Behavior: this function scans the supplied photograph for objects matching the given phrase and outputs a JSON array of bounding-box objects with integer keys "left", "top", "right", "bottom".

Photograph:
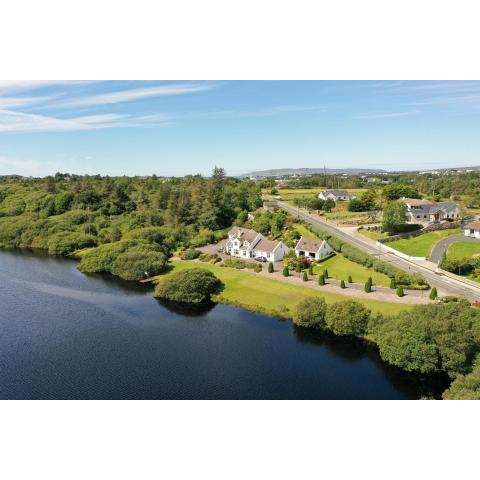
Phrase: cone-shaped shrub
[
  {"left": 323, "top": 269, "right": 329, "bottom": 279},
  {"left": 268, "top": 262, "right": 274, "bottom": 273},
  {"left": 348, "top": 275, "right": 352, "bottom": 283},
  {"left": 318, "top": 274, "right": 325, "bottom": 286},
  {"left": 303, "top": 271, "right": 308, "bottom": 282},
  {"left": 365, "top": 281, "right": 372, "bottom": 293},
  {"left": 283, "top": 266, "right": 289, "bottom": 277},
  {"left": 340, "top": 280, "right": 346, "bottom": 289},
  {"left": 429, "top": 287, "right": 437, "bottom": 300},
  {"left": 390, "top": 278, "right": 396, "bottom": 289},
  {"left": 396, "top": 285, "right": 404, "bottom": 297},
  {"left": 368, "top": 276, "right": 373, "bottom": 285}
]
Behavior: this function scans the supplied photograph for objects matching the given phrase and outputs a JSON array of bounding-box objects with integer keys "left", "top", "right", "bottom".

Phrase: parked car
[{"left": 255, "top": 256, "right": 267, "bottom": 263}]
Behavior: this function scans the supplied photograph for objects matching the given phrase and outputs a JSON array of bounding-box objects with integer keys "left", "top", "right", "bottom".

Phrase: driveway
[{"left": 429, "top": 234, "right": 480, "bottom": 264}]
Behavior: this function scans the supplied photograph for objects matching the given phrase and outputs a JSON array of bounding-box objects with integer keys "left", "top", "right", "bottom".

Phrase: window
[{"left": 233, "top": 249, "right": 239, "bottom": 255}]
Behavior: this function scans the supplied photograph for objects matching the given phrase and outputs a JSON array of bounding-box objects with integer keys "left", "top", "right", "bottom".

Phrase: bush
[
  {"left": 283, "top": 266, "right": 289, "bottom": 277},
  {"left": 111, "top": 246, "right": 168, "bottom": 280},
  {"left": 376, "top": 303, "right": 480, "bottom": 377},
  {"left": 155, "top": 268, "right": 222, "bottom": 304},
  {"left": 443, "top": 354, "right": 480, "bottom": 399},
  {"left": 340, "top": 280, "right": 346, "bottom": 289},
  {"left": 326, "top": 301, "right": 370, "bottom": 337},
  {"left": 48, "top": 232, "right": 97, "bottom": 256},
  {"left": 293, "top": 297, "right": 327, "bottom": 329},
  {"left": 323, "top": 269, "right": 328, "bottom": 279},
  {"left": 348, "top": 275, "right": 352, "bottom": 283},
  {"left": 302, "top": 271, "right": 308, "bottom": 281},
  {"left": 181, "top": 248, "right": 201, "bottom": 260},
  {"left": 308, "top": 265, "right": 313, "bottom": 276},
  {"left": 254, "top": 264, "right": 262, "bottom": 273},
  {"left": 268, "top": 262, "right": 274, "bottom": 273},
  {"left": 78, "top": 239, "right": 136, "bottom": 273},
  {"left": 396, "top": 285, "right": 404, "bottom": 297},
  {"left": 390, "top": 278, "right": 396, "bottom": 289},
  {"left": 318, "top": 274, "right": 325, "bottom": 285},
  {"left": 365, "top": 282, "right": 371, "bottom": 293},
  {"left": 429, "top": 287, "right": 438, "bottom": 300}
]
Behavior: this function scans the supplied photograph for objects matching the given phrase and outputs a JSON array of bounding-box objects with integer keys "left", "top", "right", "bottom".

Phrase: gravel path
[{"left": 430, "top": 234, "right": 480, "bottom": 264}]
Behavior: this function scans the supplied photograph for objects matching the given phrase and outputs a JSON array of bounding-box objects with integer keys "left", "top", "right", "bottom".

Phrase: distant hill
[{"left": 238, "top": 167, "right": 387, "bottom": 178}]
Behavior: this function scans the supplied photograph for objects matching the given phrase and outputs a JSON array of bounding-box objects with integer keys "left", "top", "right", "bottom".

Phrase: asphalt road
[
  {"left": 276, "top": 200, "right": 480, "bottom": 302},
  {"left": 430, "top": 234, "right": 480, "bottom": 264}
]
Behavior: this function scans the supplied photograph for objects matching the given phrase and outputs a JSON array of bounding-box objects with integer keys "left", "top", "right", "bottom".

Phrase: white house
[
  {"left": 224, "top": 227, "right": 289, "bottom": 262},
  {"left": 318, "top": 190, "right": 356, "bottom": 201},
  {"left": 399, "top": 197, "right": 462, "bottom": 224},
  {"left": 464, "top": 220, "right": 480, "bottom": 239},
  {"left": 294, "top": 237, "right": 332, "bottom": 261}
]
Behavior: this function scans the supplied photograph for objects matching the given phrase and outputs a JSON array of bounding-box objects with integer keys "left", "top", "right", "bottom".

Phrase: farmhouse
[
  {"left": 399, "top": 197, "right": 462, "bottom": 224},
  {"left": 318, "top": 190, "right": 356, "bottom": 201},
  {"left": 224, "top": 227, "right": 289, "bottom": 262},
  {"left": 464, "top": 220, "right": 480, "bottom": 239},
  {"left": 294, "top": 237, "right": 332, "bottom": 261}
]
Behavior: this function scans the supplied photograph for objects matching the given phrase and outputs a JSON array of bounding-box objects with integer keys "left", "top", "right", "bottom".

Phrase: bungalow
[
  {"left": 319, "top": 190, "right": 356, "bottom": 201},
  {"left": 399, "top": 197, "right": 462, "bottom": 224},
  {"left": 294, "top": 236, "right": 332, "bottom": 261},
  {"left": 224, "top": 227, "right": 289, "bottom": 262},
  {"left": 464, "top": 220, "right": 480, "bottom": 239}
]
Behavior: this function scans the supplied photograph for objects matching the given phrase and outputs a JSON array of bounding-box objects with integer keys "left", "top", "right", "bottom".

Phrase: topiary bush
[
  {"left": 340, "top": 280, "right": 346, "bottom": 289},
  {"left": 303, "top": 271, "right": 308, "bottom": 281},
  {"left": 429, "top": 287, "right": 438, "bottom": 300},
  {"left": 283, "top": 266, "right": 289, "bottom": 277},
  {"left": 365, "top": 281, "right": 372, "bottom": 293},
  {"left": 268, "top": 262, "right": 274, "bottom": 273},
  {"left": 348, "top": 275, "right": 353, "bottom": 283},
  {"left": 318, "top": 274, "right": 325, "bottom": 285},
  {"left": 396, "top": 285, "right": 404, "bottom": 297}
]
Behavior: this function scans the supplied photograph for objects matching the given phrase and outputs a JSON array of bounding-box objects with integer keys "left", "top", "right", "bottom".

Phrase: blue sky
[{"left": 1, "top": 80, "right": 479, "bottom": 177}]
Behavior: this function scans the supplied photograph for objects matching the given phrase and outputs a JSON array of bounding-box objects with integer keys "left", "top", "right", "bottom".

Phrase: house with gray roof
[
  {"left": 319, "top": 190, "right": 356, "bottom": 201},
  {"left": 399, "top": 197, "right": 462, "bottom": 224},
  {"left": 225, "top": 227, "right": 289, "bottom": 262}
]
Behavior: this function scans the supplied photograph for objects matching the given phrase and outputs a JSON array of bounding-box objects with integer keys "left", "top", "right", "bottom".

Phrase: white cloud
[
  {"left": 56, "top": 82, "right": 217, "bottom": 108},
  {"left": 353, "top": 110, "right": 421, "bottom": 120},
  {"left": 0, "top": 155, "right": 62, "bottom": 176},
  {"left": 0, "top": 109, "right": 171, "bottom": 133},
  {"left": 0, "top": 95, "right": 60, "bottom": 109},
  {"left": 0, "top": 80, "right": 97, "bottom": 94}
]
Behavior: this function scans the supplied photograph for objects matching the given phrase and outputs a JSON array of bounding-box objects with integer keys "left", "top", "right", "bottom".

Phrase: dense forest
[{"left": 0, "top": 168, "right": 262, "bottom": 279}]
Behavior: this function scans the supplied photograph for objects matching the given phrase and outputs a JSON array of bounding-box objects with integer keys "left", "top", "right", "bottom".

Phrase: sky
[{"left": 1, "top": 80, "right": 480, "bottom": 177}]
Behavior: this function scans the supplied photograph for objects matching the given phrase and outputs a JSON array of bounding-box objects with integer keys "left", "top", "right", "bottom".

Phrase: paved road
[
  {"left": 276, "top": 200, "right": 480, "bottom": 302},
  {"left": 430, "top": 234, "right": 480, "bottom": 264}
]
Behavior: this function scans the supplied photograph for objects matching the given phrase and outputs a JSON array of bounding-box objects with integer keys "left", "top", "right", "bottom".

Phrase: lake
[{"left": 0, "top": 249, "right": 448, "bottom": 399}]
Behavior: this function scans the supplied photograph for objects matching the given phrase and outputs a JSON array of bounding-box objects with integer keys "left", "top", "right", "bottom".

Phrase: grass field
[
  {"left": 312, "top": 253, "right": 391, "bottom": 287},
  {"left": 358, "top": 228, "right": 389, "bottom": 241},
  {"left": 387, "top": 229, "right": 462, "bottom": 258},
  {"left": 155, "top": 260, "right": 411, "bottom": 317},
  {"left": 447, "top": 241, "right": 480, "bottom": 260},
  {"left": 292, "top": 223, "right": 317, "bottom": 239}
]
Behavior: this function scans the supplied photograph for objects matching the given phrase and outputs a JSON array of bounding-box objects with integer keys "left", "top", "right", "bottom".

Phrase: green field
[
  {"left": 292, "top": 223, "right": 317, "bottom": 239},
  {"left": 154, "top": 260, "right": 410, "bottom": 318},
  {"left": 447, "top": 241, "right": 480, "bottom": 260},
  {"left": 312, "top": 253, "right": 391, "bottom": 287},
  {"left": 387, "top": 229, "right": 462, "bottom": 258},
  {"left": 358, "top": 228, "right": 389, "bottom": 241}
]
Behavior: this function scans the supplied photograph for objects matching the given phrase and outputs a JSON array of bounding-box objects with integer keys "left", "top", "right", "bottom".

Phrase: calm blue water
[{"left": 0, "top": 249, "right": 447, "bottom": 399}]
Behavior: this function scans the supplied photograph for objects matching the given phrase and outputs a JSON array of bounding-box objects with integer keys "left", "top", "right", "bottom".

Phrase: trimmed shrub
[
  {"left": 283, "top": 266, "right": 289, "bottom": 277},
  {"left": 429, "top": 287, "right": 438, "bottom": 300},
  {"left": 308, "top": 265, "right": 314, "bottom": 276},
  {"left": 268, "top": 262, "right": 274, "bottom": 273},
  {"left": 396, "top": 286, "right": 404, "bottom": 297},
  {"left": 318, "top": 274, "right": 325, "bottom": 286},
  {"left": 348, "top": 275, "right": 353, "bottom": 283},
  {"left": 302, "top": 271, "right": 308, "bottom": 281},
  {"left": 340, "top": 280, "right": 346, "bottom": 289},
  {"left": 390, "top": 278, "right": 396, "bottom": 289},
  {"left": 323, "top": 269, "right": 329, "bottom": 279},
  {"left": 365, "top": 281, "right": 372, "bottom": 293}
]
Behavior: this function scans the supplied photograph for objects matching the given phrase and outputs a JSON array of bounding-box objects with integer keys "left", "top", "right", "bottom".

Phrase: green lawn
[
  {"left": 154, "top": 260, "right": 410, "bottom": 318},
  {"left": 292, "top": 223, "right": 318, "bottom": 239},
  {"left": 358, "top": 228, "right": 389, "bottom": 241},
  {"left": 387, "top": 229, "right": 462, "bottom": 258},
  {"left": 312, "top": 253, "right": 391, "bottom": 287},
  {"left": 447, "top": 241, "right": 480, "bottom": 260}
]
